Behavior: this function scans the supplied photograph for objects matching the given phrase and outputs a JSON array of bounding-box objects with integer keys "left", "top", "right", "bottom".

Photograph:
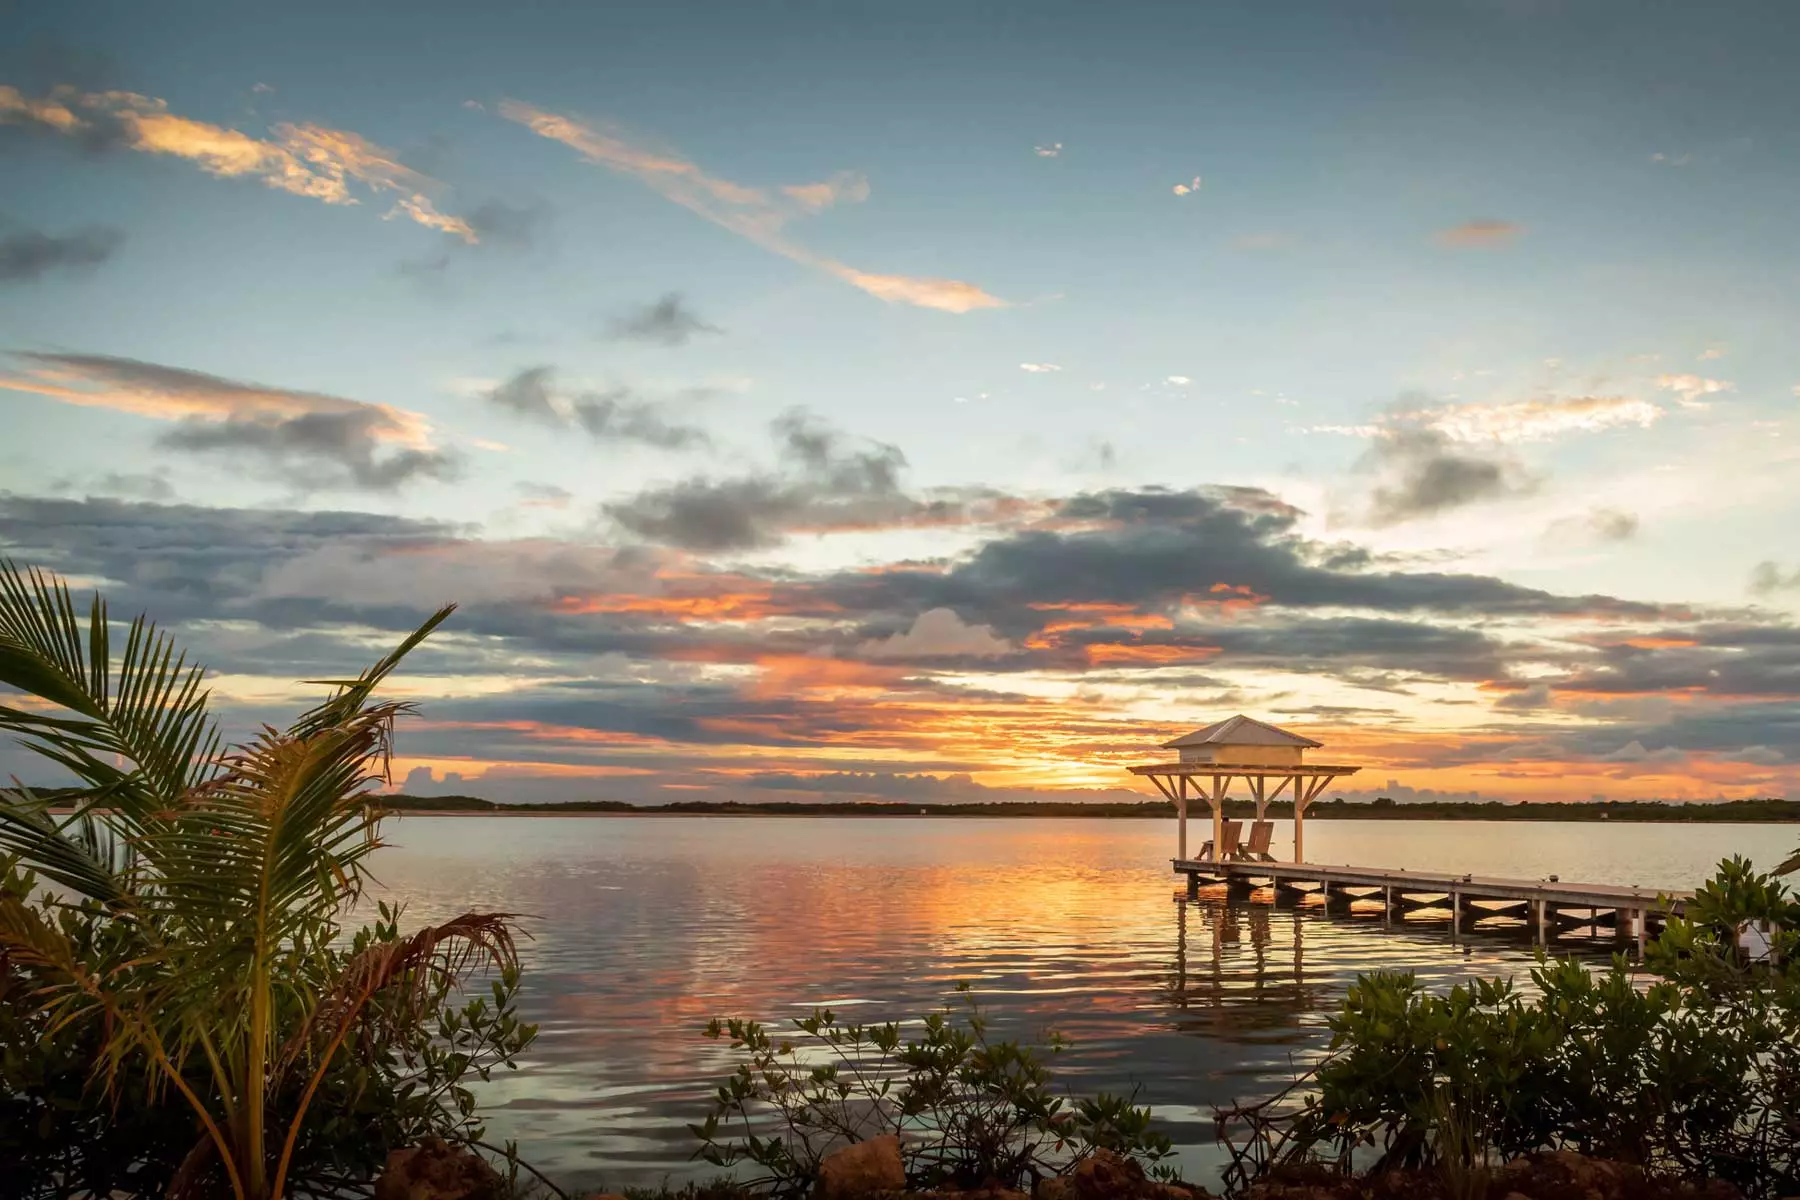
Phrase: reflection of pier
[
  {"left": 1178, "top": 861, "right": 1691, "bottom": 955},
  {"left": 1166, "top": 898, "right": 1336, "bottom": 1045}
]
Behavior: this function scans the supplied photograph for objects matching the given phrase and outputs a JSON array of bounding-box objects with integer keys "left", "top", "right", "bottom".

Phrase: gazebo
[{"left": 1128, "top": 715, "right": 1359, "bottom": 864}]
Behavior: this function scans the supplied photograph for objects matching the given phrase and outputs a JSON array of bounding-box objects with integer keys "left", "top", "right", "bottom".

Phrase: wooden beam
[
  {"left": 1210, "top": 774, "right": 1227, "bottom": 862},
  {"left": 1175, "top": 774, "right": 1188, "bottom": 860}
]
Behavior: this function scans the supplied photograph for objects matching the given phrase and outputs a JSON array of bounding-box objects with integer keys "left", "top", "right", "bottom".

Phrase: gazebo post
[
  {"left": 1210, "top": 775, "right": 1227, "bottom": 862},
  {"left": 1294, "top": 793, "right": 1305, "bottom": 864},
  {"left": 1176, "top": 775, "right": 1188, "bottom": 860}
]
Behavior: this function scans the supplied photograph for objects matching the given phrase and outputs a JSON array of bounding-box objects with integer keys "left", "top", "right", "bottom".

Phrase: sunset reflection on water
[{"left": 364, "top": 816, "right": 1781, "bottom": 1191}]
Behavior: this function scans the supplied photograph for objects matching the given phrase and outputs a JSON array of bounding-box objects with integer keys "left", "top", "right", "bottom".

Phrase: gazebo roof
[{"left": 1160, "top": 714, "right": 1321, "bottom": 751}]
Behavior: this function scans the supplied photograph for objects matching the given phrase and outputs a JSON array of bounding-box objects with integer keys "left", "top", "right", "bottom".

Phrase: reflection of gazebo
[{"left": 1128, "top": 715, "right": 1359, "bottom": 864}]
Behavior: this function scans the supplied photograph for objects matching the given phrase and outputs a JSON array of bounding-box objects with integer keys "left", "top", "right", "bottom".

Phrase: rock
[
  {"left": 373, "top": 1138, "right": 502, "bottom": 1200},
  {"left": 1492, "top": 1151, "right": 1741, "bottom": 1200},
  {"left": 817, "top": 1134, "right": 907, "bottom": 1199},
  {"left": 1034, "top": 1151, "right": 1217, "bottom": 1200}
]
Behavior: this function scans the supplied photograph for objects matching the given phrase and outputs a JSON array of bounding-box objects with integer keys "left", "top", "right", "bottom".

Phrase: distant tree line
[{"left": 361, "top": 793, "right": 1800, "bottom": 822}]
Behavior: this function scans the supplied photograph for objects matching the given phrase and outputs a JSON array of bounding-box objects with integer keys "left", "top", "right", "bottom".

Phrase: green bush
[
  {"left": 690, "top": 985, "right": 1174, "bottom": 1197},
  {"left": 1259, "top": 857, "right": 1800, "bottom": 1199}
]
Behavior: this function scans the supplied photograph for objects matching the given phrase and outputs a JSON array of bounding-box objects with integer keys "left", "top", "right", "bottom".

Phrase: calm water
[{"left": 364, "top": 817, "right": 1791, "bottom": 1192}]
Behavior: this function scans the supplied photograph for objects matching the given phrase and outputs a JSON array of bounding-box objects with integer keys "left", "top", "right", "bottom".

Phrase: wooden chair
[
  {"left": 1198, "top": 819, "right": 1243, "bottom": 862},
  {"left": 1236, "top": 820, "right": 1276, "bottom": 862}
]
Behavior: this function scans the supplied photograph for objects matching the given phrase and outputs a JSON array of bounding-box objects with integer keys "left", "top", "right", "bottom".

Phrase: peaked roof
[{"left": 1161, "top": 714, "right": 1322, "bottom": 751}]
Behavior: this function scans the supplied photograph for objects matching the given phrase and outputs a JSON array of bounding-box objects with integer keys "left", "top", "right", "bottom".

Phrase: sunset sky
[{"left": 4, "top": 0, "right": 1800, "bottom": 805}]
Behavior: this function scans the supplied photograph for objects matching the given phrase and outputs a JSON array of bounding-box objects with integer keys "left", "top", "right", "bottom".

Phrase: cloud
[
  {"left": 1172, "top": 176, "right": 1202, "bottom": 196},
  {"left": 605, "top": 410, "right": 910, "bottom": 550},
  {"left": 1735, "top": 745, "right": 1785, "bottom": 766},
  {"left": 1698, "top": 347, "right": 1726, "bottom": 361},
  {"left": 1433, "top": 219, "right": 1523, "bottom": 248},
  {"left": 1750, "top": 562, "right": 1800, "bottom": 596},
  {"left": 1655, "top": 374, "right": 1734, "bottom": 409},
  {"left": 607, "top": 293, "right": 722, "bottom": 346},
  {"left": 465, "top": 199, "right": 546, "bottom": 249},
  {"left": 1545, "top": 507, "right": 1639, "bottom": 547},
  {"left": 160, "top": 410, "right": 459, "bottom": 491},
  {"left": 0, "top": 84, "right": 475, "bottom": 240},
  {"left": 496, "top": 100, "right": 1005, "bottom": 313},
  {"left": 779, "top": 171, "right": 870, "bottom": 212},
  {"left": 516, "top": 481, "right": 572, "bottom": 509},
  {"left": 1, "top": 351, "right": 455, "bottom": 490},
  {"left": 1033, "top": 142, "right": 1062, "bottom": 158},
  {"left": 1391, "top": 394, "right": 1663, "bottom": 444},
  {"left": 0, "top": 225, "right": 122, "bottom": 283},
  {"left": 1360, "top": 426, "right": 1532, "bottom": 525},
  {"left": 484, "top": 365, "right": 709, "bottom": 450},
  {"left": 1019, "top": 362, "right": 1061, "bottom": 373},
  {"left": 13, "top": 484, "right": 1788, "bottom": 805},
  {"left": 48, "top": 470, "right": 176, "bottom": 501},
  {"left": 1166, "top": 375, "right": 1192, "bottom": 386},
  {"left": 862, "top": 608, "right": 1015, "bottom": 659},
  {"left": 1599, "top": 739, "right": 1685, "bottom": 765}
]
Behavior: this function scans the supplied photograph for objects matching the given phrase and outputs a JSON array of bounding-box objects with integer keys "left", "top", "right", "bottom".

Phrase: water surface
[{"left": 365, "top": 816, "right": 1788, "bottom": 1191}]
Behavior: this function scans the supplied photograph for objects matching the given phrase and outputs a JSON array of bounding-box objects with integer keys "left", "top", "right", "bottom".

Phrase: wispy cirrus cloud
[
  {"left": 496, "top": 100, "right": 1006, "bottom": 313},
  {"left": 1433, "top": 218, "right": 1523, "bottom": 247},
  {"left": 1, "top": 351, "right": 455, "bottom": 490},
  {"left": 1314, "top": 394, "right": 1665, "bottom": 445},
  {"left": 1655, "top": 373, "right": 1734, "bottom": 408},
  {"left": 0, "top": 84, "right": 475, "bottom": 241}
]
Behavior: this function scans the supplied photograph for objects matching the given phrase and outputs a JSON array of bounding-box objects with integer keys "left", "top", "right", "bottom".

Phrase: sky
[{"left": 3, "top": 0, "right": 1800, "bottom": 806}]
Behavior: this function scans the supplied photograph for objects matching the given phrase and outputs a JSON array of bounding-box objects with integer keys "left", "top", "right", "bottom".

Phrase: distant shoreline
[
  {"left": 370, "top": 794, "right": 1800, "bottom": 823},
  {"left": 37, "top": 793, "right": 1796, "bottom": 822}
]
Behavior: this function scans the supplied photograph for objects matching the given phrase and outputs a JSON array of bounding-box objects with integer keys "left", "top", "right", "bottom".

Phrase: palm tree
[{"left": 0, "top": 561, "right": 521, "bottom": 1200}]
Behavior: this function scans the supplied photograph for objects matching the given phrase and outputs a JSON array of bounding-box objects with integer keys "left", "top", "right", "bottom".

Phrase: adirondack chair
[
  {"left": 1235, "top": 819, "right": 1276, "bottom": 862},
  {"left": 1198, "top": 819, "right": 1243, "bottom": 863}
]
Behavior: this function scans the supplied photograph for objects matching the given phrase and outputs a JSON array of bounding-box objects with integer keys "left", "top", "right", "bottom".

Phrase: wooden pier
[{"left": 1175, "top": 858, "right": 1692, "bottom": 955}]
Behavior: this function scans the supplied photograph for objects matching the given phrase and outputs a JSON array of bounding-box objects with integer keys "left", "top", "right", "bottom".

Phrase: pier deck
[{"left": 1175, "top": 858, "right": 1693, "bottom": 953}]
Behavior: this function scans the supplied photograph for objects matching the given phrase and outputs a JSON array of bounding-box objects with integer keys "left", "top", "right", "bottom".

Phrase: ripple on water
[{"left": 364, "top": 815, "right": 1781, "bottom": 1192}]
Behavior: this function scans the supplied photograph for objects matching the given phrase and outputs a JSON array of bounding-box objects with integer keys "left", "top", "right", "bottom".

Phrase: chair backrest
[
  {"left": 1245, "top": 820, "right": 1274, "bottom": 854},
  {"left": 1219, "top": 819, "right": 1244, "bottom": 851}
]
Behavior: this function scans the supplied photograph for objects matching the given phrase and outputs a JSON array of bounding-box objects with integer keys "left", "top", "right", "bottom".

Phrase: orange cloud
[
  {"left": 1084, "top": 642, "right": 1220, "bottom": 665},
  {"left": 497, "top": 100, "right": 1005, "bottom": 313},
  {"left": 0, "top": 84, "right": 475, "bottom": 241},
  {"left": 1433, "top": 218, "right": 1523, "bottom": 248},
  {"left": 0, "top": 351, "right": 436, "bottom": 448}
]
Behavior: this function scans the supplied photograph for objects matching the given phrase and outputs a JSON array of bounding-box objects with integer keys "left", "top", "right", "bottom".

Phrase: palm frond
[
  {"left": 0, "top": 559, "right": 221, "bottom": 817},
  {"left": 1774, "top": 848, "right": 1800, "bottom": 876},
  {"left": 289, "top": 605, "right": 456, "bottom": 740},
  {"left": 0, "top": 784, "right": 132, "bottom": 904}
]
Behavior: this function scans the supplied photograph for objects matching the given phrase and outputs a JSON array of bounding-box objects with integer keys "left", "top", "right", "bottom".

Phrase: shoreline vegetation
[
  {"left": 364, "top": 793, "right": 1800, "bottom": 822},
  {"left": 6, "top": 561, "right": 1800, "bottom": 1200}
]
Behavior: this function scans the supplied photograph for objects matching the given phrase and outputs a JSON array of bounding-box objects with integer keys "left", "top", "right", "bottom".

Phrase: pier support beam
[{"left": 1186, "top": 871, "right": 1200, "bottom": 900}]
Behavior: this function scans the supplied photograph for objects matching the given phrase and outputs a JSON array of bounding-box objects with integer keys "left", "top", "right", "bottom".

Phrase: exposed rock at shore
[
  {"left": 1035, "top": 1150, "right": 1216, "bottom": 1200},
  {"left": 818, "top": 1135, "right": 907, "bottom": 1199},
  {"left": 373, "top": 1138, "right": 503, "bottom": 1200},
  {"left": 806, "top": 1145, "right": 1214, "bottom": 1200}
]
